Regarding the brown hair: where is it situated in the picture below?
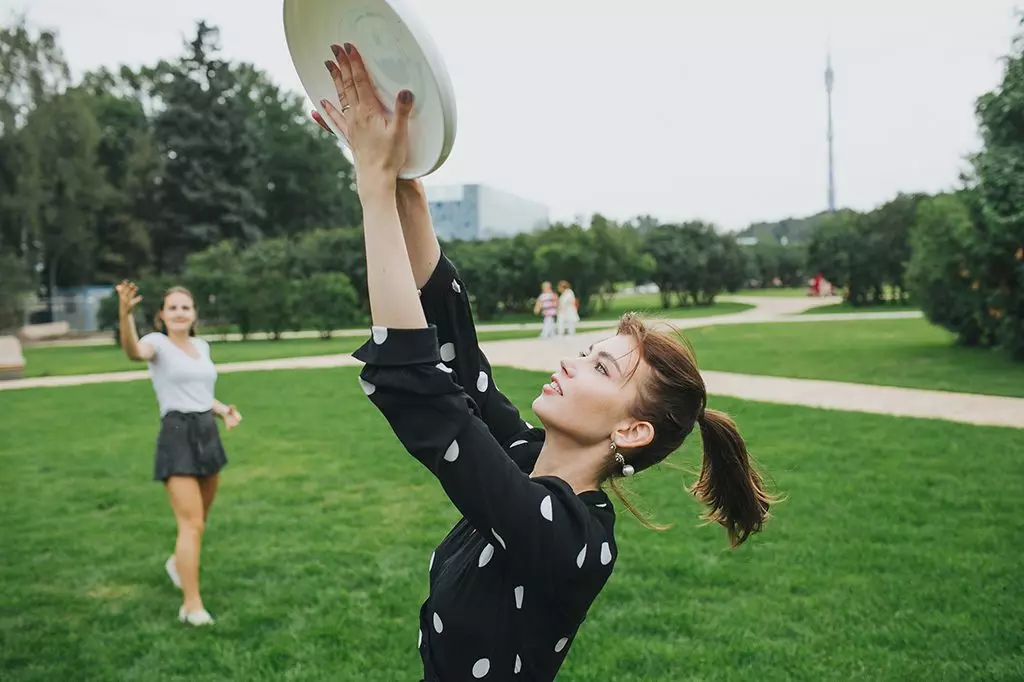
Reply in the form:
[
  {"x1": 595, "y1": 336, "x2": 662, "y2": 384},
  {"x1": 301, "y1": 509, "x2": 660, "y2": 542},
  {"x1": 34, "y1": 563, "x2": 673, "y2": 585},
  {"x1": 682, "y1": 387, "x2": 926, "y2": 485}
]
[
  {"x1": 607, "y1": 313, "x2": 775, "y2": 548},
  {"x1": 154, "y1": 285, "x2": 198, "y2": 337},
  {"x1": 558, "y1": 280, "x2": 571, "y2": 292}
]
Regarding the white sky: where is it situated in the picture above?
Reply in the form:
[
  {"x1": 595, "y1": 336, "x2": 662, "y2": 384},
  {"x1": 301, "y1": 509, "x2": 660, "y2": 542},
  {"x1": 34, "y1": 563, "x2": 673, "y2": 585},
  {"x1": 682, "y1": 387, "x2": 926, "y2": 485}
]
[{"x1": 2, "y1": 0, "x2": 1020, "y2": 230}]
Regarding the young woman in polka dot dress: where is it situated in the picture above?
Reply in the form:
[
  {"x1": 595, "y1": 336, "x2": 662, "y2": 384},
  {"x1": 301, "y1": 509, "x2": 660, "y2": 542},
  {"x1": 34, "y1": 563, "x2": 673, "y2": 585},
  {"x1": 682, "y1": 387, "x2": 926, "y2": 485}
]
[{"x1": 317, "y1": 43, "x2": 775, "y2": 681}]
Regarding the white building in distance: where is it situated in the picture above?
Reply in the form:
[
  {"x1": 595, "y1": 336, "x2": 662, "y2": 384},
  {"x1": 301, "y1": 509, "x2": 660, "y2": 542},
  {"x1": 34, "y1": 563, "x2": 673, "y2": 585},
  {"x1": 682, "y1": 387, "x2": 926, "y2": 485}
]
[{"x1": 424, "y1": 183, "x2": 550, "y2": 241}]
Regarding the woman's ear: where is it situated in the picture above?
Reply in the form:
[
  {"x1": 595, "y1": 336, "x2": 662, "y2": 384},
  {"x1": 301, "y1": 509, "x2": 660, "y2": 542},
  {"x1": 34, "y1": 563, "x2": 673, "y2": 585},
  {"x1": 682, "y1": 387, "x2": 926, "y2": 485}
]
[{"x1": 613, "y1": 420, "x2": 655, "y2": 450}]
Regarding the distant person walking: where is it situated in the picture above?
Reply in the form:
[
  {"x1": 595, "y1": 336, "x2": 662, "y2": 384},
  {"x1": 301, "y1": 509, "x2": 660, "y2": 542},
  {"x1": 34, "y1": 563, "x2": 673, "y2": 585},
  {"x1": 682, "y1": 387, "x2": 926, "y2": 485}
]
[
  {"x1": 534, "y1": 281, "x2": 558, "y2": 338},
  {"x1": 557, "y1": 280, "x2": 579, "y2": 336}
]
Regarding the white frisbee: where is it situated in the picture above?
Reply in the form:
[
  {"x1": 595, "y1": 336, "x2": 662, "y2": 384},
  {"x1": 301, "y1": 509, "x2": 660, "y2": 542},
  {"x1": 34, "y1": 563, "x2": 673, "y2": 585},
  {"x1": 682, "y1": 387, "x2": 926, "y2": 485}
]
[{"x1": 283, "y1": 0, "x2": 458, "y2": 179}]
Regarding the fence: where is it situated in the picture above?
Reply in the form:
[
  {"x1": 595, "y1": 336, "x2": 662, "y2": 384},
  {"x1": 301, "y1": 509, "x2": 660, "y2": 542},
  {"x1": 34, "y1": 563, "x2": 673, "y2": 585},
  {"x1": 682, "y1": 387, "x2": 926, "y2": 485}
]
[{"x1": 23, "y1": 287, "x2": 112, "y2": 334}]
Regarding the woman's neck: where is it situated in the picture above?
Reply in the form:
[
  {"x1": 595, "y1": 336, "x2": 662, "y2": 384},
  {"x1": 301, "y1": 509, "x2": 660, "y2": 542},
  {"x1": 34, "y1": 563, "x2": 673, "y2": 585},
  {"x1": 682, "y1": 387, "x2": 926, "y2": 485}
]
[
  {"x1": 166, "y1": 330, "x2": 191, "y2": 344},
  {"x1": 531, "y1": 432, "x2": 606, "y2": 495}
]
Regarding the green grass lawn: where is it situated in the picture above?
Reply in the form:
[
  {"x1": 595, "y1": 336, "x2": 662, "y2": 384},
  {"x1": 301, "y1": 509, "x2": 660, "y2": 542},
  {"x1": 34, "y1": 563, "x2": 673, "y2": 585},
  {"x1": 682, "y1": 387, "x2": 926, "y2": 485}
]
[
  {"x1": 20, "y1": 329, "x2": 567, "y2": 379},
  {"x1": 802, "y1": 299, "x2": 920, "y2": 315},
  {"x1": 686, "y1": 318, "x2": 1024, "y2": 398},
  {"x1": 1, "y1": 369, "x2": 1021, "y2": 681}
]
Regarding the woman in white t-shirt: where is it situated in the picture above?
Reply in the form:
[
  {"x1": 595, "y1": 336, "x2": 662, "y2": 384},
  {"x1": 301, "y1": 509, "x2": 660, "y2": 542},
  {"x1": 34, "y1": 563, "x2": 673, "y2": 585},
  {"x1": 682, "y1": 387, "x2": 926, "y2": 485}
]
[{"x1": 116, "y1": 280, "x2": 242, "y2": 627}]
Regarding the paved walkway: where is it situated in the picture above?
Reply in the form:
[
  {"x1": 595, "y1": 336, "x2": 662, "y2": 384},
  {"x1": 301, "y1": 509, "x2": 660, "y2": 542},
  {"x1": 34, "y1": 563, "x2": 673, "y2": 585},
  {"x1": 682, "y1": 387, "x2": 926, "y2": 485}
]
[{"x1": 5, "y1": 296, "x2": 1020, "y2": 429}]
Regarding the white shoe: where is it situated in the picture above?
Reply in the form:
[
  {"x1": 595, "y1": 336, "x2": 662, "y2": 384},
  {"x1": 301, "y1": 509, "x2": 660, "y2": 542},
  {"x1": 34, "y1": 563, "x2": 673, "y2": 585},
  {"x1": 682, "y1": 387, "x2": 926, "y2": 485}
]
[
  {"x1": 178, "y1": 606, "x2": 214, "y2": 626},
  {"x1": 165, "y1": 555, "x2": 182, "y2": 590}
]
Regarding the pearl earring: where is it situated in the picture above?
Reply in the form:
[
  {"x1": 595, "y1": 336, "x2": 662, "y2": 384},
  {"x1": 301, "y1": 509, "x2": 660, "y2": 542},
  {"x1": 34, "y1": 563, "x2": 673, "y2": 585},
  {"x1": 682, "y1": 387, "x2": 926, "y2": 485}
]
[{"x1": 614, "y1": 452, "x2": 635, "y2": 477}]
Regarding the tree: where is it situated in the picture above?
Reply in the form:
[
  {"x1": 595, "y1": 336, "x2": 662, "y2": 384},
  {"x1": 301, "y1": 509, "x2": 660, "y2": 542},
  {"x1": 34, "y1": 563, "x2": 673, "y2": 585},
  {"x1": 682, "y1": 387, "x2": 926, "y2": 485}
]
[
  {"x1": 184, "y1": 240, "x2": 244, "y2": 334},
  {"x1": 80, "y1": 70, "x2": 162, "y2": 281},
  {"x1": 967, "y1": 15, "x2": 1024, "y2": 359},
  {"x1": 443, "y1": 237, "x2": 532, "y2": 320},
  {"x1": 907, "y1": 17, "x2": 1024, "y2": 360},
  {"x1": 0, "y1": 16, "x2": 71, "y2": 286},
  {"x1": 299, "y1": 272, "x2": 360, "y2": 339},
  {"x1": 586, "y1": 215, "x2": 653, "y2": 312},
  {"x1": 906, "y1": 193, "x2": 986, "y2": 345},
  {"x1": 642, "y1": 224, "x2": 698, "y2": 308},
  {"x1": 233, "y1": 63, "x2": 361, "y2": 239},
  {"x1": 295, "y1": 227, "x2": 368, "y2": 311},
  {"x1": 146, "y1": 22, "x2": 265, "y2": 273},
  {"x1": 239, "y1": 237, "x2": 301, "y2": 339},
  {"x1": 743, "y1": 240, "x2": 807, "y2": 288},
  {"x1": 807, "y1": 209, "x2": 883, "y2": 304},
  {"x1": 863, "y1": 193, "x2": 927, "y2": 302},
  {"x1": 641, "y1": 221, "x2": 741, "y2": 307},
  {"x1": 20, "y1": 87, "x2": 107, "y2": 303}
]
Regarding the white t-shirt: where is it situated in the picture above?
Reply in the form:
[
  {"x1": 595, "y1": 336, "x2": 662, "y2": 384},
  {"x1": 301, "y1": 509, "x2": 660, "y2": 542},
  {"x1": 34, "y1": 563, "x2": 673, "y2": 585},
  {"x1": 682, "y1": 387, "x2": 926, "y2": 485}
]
[
  {"x1": 558, "y1": 290, "x2": 579, "y2": 321},
  {"x1": 139, "y1": 332, "x2": 218, "y2": 416}
]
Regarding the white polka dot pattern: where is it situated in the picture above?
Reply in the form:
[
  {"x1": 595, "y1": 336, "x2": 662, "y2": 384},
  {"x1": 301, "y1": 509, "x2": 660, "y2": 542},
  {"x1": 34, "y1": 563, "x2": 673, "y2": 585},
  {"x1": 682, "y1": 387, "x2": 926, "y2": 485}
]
[
  {"x1": 444, "y1": 440, "x2": 459, "y2": 462},
  {"x1": 492, "y1": 529, "x2": 506, "y2": 550},
  {"x1": 476, "y1": 371, "x2": 489, "y2": 392},
  {"x1": 479, "y1": 543, "x2": 494, "y2": 567},
  {"x1": 358, "y1": 378, "x2": 376, "y2": 396},
  {"x1": 440, "y1": 342, "x2": 456, "y2": 362},
  {"x1": 576, "y1": 545, "x2": 587, "y2": 568},
  {"x1": 555, "y1": 637, "x2": 568, "y2": 653},
  {"x1": 472, "y1": 658, "x2": 489, "y2": 678},
  {"x1": 540, "y1": 495, "x2": 553, "y2": 522},
  {"x1": 371, "y1": 326, "x2": 388, "y2": 344},
  {"x1": 600, "y1": 542, "x2": 613, "y2": 565},
  {"x1": 433, "y1": 612, "x2": 444, "y2": 633},
  {"x1": 514, "y1": 585, "x2": 524, "y2": 609}
]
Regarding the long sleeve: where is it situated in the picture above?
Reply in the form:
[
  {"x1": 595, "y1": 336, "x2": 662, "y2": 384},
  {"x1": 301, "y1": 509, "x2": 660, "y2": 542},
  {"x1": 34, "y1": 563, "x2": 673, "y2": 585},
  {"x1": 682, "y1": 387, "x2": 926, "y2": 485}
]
[
  {"x1": 352, "y1": 327, "x2": 617, "y2": 587},
  {"x1": 416, "y1": 251, "x2": 531, "y2": 450}
]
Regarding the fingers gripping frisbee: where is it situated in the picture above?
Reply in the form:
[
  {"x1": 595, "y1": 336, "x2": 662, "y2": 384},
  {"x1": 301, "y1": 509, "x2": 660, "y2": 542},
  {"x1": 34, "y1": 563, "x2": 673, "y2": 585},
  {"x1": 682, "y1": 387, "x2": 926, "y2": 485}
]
[{"x1": 283, "y1": 0, "x2": 458, "y2": 178}]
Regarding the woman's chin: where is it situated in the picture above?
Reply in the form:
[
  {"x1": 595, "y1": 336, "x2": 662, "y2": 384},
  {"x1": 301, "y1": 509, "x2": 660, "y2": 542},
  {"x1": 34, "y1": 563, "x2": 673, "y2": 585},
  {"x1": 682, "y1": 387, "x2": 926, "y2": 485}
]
[{"x1": 531, "y1": 392, "x2": 561, "y2": 423}]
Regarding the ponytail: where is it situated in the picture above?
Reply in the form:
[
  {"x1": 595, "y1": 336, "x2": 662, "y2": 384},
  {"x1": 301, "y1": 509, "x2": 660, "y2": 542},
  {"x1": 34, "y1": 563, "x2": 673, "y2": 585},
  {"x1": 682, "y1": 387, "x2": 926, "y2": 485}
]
[{"x1": 690, "y1": 408, "x2": 773, "y2": 548}]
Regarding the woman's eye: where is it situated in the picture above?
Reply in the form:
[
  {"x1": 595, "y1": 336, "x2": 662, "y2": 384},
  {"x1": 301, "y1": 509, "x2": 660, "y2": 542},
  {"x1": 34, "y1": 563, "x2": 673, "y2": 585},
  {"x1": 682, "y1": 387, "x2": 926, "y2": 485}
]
[{"x1": 596, "y1": 362, "x2": 608, "y2": 376}]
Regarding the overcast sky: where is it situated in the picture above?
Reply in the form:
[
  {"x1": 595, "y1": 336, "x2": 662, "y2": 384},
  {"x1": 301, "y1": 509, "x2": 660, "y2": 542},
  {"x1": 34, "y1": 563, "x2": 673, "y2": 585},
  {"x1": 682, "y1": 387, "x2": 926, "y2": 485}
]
[{"x1": 2, "y1": 0, "x2": 1020, "y2": 230}]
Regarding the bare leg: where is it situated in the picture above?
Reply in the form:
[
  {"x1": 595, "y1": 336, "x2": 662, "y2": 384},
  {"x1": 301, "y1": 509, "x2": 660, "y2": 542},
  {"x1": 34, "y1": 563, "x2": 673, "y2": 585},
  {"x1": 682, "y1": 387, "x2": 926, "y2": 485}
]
[
  {"x1": 199, "y1": 473, "x2": 220, "y2": 523},
  {"x1": 165, "y1": 476, "x2": 206, "y2": 613}
]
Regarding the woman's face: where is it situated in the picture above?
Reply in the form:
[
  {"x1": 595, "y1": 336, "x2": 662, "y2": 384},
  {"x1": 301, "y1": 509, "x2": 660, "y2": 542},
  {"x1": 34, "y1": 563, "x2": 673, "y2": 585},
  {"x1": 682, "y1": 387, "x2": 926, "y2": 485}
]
[
  {"x1": 160, "y1": 292, "x2": 196, "y2": 335},
  {"x1": 532, "y1": 333, "x2": 654, "y2": 449}
]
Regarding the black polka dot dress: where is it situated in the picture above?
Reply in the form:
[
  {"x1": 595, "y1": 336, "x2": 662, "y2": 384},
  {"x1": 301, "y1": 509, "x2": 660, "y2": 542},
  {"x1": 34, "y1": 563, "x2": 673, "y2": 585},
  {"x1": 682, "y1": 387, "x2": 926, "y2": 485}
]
[{"x1": 352, "y1": 253, "x2": 618, "y2": 681}]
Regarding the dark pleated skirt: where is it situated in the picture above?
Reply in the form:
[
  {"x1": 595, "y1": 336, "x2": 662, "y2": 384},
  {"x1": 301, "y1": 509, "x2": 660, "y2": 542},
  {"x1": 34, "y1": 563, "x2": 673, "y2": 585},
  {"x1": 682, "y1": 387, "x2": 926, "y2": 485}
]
[{"x1": 153, "y1": 410, "x2": 228, "y2": 482}]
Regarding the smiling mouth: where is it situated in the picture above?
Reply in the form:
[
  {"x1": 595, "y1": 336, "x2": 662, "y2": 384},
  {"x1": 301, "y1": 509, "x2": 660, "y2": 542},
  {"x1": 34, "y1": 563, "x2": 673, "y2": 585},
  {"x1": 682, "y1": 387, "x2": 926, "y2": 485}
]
[{"x1": 543, "y1": 375, "x2": 563, "y2": 396}]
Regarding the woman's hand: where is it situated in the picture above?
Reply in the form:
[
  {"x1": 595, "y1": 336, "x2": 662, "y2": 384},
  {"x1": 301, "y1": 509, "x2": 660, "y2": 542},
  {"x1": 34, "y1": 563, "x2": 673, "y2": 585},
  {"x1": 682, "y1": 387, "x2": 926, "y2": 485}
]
[
  {"x1": 311, "y1": 110, "x2": 423, "y2": 200},
  {"x1": 217, "y1": 403, "x2": 243, "y2": 430},
  {"x1": 319, "y1": 43, "x2": 415, "y2": 194},
  {"x1": 115, "y1": 280, "x2": 142, "y2": 318}
]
